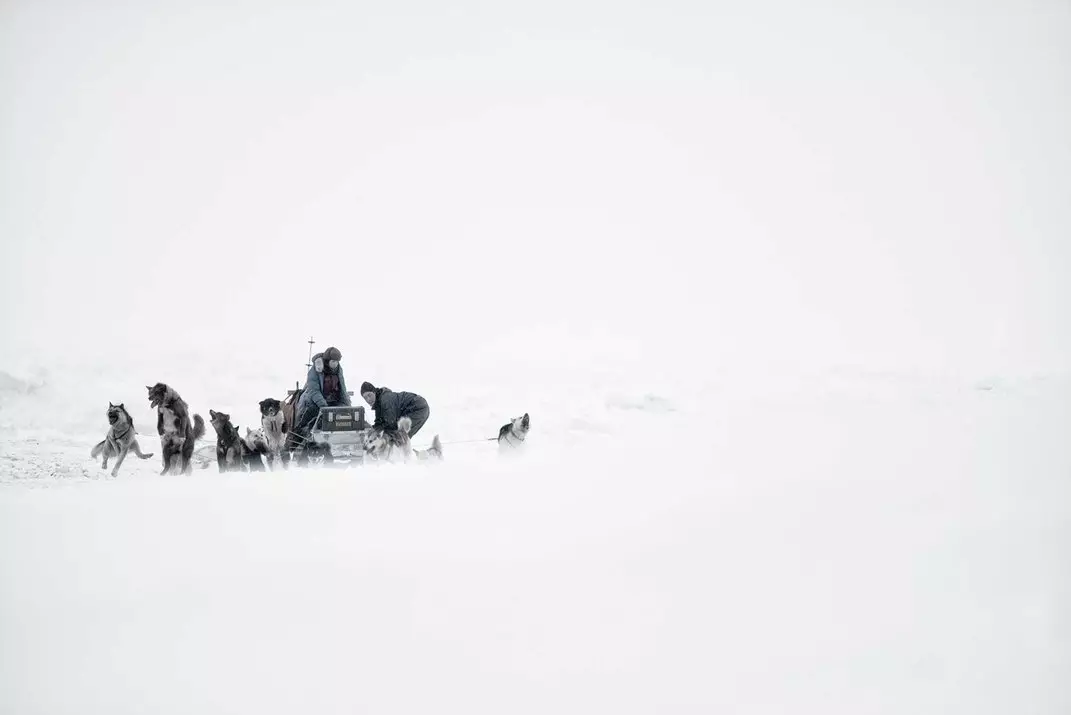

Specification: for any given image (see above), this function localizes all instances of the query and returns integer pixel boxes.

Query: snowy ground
[1,352,1069,714]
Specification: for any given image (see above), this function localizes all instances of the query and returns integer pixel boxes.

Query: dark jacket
[296,352,351,415]
[371,387,427,430]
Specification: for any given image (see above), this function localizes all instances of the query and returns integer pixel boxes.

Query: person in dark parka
[360,381,431,438]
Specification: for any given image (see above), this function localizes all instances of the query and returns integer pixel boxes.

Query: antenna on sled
[306,335,315,369]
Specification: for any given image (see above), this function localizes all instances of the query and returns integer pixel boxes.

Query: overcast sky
[2,0,1069,378]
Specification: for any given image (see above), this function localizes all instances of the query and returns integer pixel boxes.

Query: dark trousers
[406,402,430,438]
[294,404,319,435]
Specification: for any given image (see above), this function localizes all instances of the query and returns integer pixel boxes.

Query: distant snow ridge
[606,393,676,413]
[0,370,42,406]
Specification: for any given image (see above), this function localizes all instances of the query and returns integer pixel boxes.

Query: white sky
[2,0,1069,377]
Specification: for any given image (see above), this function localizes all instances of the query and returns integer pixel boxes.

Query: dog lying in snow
[258,398,289,470]
[497,413,530,451]
[91,402,154,476]
[362,416,443,464]
[147,383,205,475]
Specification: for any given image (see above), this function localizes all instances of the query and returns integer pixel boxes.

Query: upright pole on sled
[288,337,318,401]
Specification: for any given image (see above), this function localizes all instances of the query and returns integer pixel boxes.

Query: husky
[208,410,246,473]
[242,427,269,472]
[363,416,443,464]
[258,398,290,470]
[146,383,206,475]
[90,402,154,476]
[497,413,530,451]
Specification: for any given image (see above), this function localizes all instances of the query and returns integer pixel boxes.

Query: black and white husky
[258,398,290,469]
[497,413,530,451]
[363,416,443,464]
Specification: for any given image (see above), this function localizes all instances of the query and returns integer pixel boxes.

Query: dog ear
[118,403,124,408]
[109,402,114,407]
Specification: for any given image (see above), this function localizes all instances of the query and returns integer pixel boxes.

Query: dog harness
[500,431,526,448]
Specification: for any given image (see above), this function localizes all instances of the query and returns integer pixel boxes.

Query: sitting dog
[242,427,269,472]
[90,402,154,476]
[363,416,443,464]
[209,410,245,473]
[497,413,530,451]
[147,383,206,475]
[258,398,290,470]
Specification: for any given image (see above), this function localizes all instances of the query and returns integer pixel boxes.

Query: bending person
[360,381,430,438]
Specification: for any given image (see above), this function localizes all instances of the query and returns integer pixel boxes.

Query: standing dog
[258,398,290,470]
[362,416,443,464]
[209,410,245,473]
[146,383,206,475]
[497,413,530,451]
[90,402,154,476]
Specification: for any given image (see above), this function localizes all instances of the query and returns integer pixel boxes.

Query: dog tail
[397,416,412,434]
[192,414,206,441]
[90,440,106,458]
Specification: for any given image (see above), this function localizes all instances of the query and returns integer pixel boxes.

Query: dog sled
[284,383,371,466]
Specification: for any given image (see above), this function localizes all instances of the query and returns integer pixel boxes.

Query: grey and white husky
[209,409,245,473]
[242,427,269,472]
[362,416,443,464]
[497,413,530,451]
[90,402,154,476]
[147,383,206,475]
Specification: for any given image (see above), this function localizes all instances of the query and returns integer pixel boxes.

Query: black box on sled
[317,406,368,432]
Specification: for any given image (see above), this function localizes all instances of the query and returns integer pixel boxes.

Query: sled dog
[242,427,269,472]
[258,398,290,469]
[146,383,205,475]
[497,413,530,451]
[209,410,245,473]
[90,402,154,476]
[363,416,443,463]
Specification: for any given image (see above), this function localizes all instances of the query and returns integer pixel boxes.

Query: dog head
[106,402,130,426]
[363,427,410,461]
[259,398,282,418]
[509,413,530,438]
[209,409,233,435]
[146,383,170,408]
[244,426,268,451]
[498,412,530,447]
[363,429,389,460]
